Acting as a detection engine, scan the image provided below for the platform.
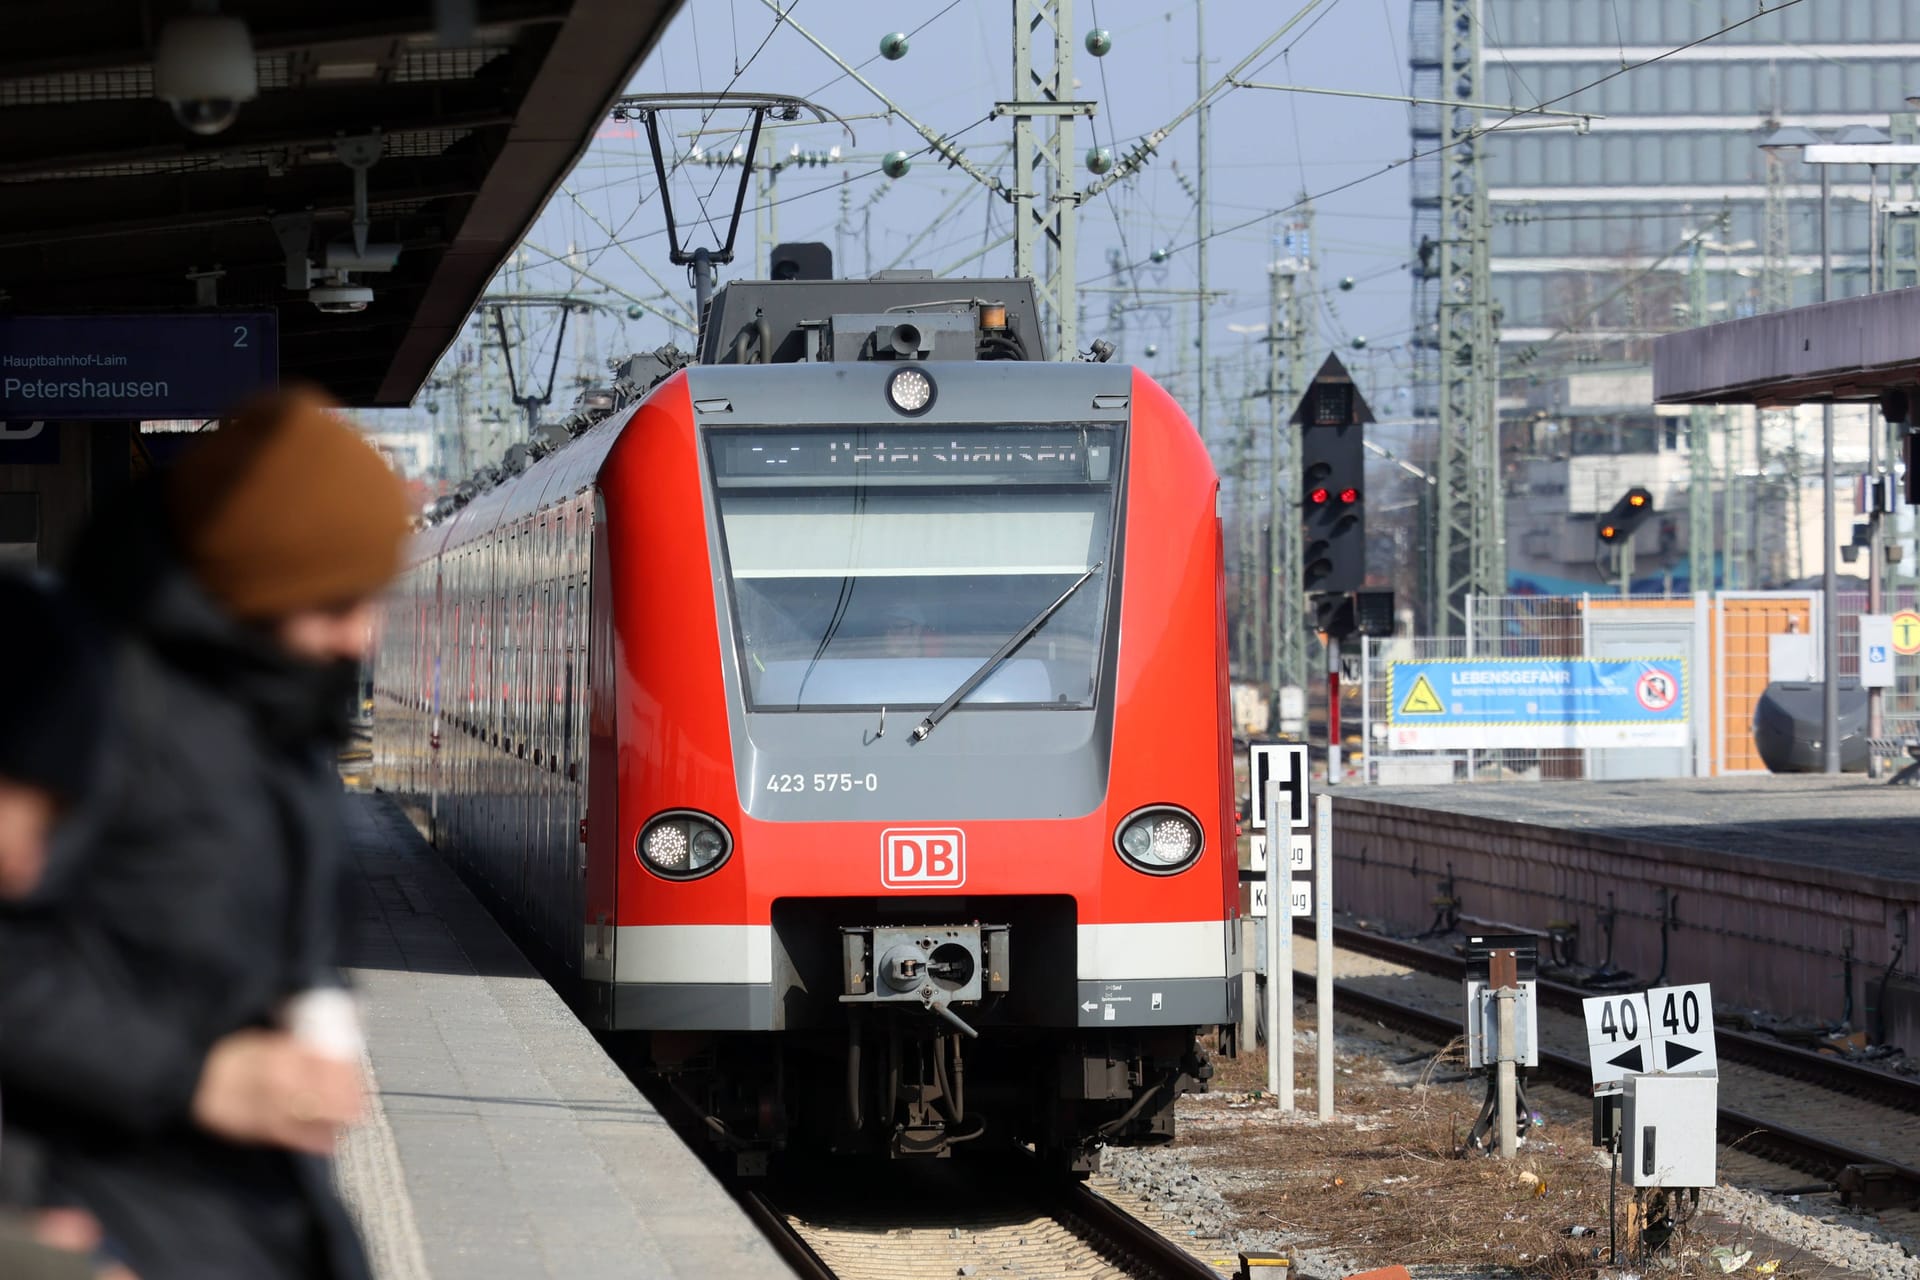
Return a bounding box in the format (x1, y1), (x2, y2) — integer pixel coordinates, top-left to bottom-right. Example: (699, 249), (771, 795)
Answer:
(1329, 776), (1920, 1049)
(1348, 774), (1920, 883)
(336, 792), (787, 1280)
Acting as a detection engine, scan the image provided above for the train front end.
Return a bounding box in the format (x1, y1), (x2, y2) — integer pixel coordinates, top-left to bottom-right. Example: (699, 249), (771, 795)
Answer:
(595, 285), (1236, 1170)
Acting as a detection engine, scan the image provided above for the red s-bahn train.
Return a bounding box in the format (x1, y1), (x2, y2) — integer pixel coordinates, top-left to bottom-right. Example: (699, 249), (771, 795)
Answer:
(374, 271), (1239, 1170)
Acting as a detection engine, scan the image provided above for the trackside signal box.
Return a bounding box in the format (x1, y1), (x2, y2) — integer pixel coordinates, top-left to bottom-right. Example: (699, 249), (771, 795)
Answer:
(1622, 1072), (1717, 1188)
(1295, 353), (1374, 594)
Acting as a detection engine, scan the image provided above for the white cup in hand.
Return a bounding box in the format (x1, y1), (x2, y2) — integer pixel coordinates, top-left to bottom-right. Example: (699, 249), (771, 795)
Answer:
(279, 988), (365, 1063)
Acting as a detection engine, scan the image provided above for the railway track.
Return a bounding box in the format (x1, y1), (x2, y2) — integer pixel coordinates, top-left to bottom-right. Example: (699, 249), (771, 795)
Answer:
(627, 1065), (1225, 1280)
(738, 1153), (1226, 1280)
(1298, 926), (1920, 1204)
(1319, 923), (1920, 1115)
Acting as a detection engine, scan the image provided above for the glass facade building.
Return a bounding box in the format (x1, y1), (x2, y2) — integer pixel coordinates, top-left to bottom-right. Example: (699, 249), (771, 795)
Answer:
(1468, 2), (1920, 344)
(1405, 0), (1920, 597)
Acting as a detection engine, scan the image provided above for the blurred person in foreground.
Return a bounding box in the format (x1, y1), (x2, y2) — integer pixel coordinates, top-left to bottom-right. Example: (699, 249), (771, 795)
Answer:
(0, 386), (413, 1280)
(0, 576), (135, 1279)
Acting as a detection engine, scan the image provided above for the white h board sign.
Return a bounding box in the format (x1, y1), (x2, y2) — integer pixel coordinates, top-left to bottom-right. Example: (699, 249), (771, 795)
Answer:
(1581, 984), (1716, 1086)
(1249, 743), (1310, 831)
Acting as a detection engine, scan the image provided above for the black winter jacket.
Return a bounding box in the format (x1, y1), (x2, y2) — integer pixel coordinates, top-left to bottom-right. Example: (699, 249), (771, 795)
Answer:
(0, 494), (371, 1280)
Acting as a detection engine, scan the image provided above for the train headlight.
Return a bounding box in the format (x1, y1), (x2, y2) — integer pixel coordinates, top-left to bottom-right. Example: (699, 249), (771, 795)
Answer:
(1113, 805), (1203, 874)
(886, 366), (935, 415)
(637, 810), (733, 879)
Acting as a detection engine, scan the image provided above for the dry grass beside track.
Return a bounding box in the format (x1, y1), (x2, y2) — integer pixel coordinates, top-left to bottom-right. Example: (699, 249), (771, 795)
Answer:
(1176, 1031), (1855, 1278)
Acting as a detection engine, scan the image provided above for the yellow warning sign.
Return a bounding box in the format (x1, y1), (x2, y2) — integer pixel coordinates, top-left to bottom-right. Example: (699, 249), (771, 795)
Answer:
(1894, 610), (1920, 657)
(1398, 673), (1445, 715)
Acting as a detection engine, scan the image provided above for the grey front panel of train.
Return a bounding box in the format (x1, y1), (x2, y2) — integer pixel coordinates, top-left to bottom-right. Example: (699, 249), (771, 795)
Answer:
(686, 362), (1138, 822)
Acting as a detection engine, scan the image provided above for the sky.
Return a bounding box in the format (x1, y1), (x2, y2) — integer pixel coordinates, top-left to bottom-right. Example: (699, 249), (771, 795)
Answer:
(375, 0), (1426, 455)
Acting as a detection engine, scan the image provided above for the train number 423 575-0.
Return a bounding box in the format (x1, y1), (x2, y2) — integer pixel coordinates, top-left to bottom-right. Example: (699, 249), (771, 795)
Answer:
(766, 772), (880, 793)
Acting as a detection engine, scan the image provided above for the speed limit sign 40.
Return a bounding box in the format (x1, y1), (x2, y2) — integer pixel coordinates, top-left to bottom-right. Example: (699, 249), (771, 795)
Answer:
(1582, 983), (1716, 1086)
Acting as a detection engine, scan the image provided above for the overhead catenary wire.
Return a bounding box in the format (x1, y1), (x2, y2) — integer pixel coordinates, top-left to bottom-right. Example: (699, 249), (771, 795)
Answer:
(1080, 0), (1808, 289)
(517, 114), (1001, 276)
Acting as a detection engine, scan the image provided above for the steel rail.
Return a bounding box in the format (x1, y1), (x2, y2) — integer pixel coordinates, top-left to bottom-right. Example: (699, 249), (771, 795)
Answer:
(735, 1187), (839, 1280)
(1298, 964), (1920, 1202)
(1314, 923), (1920, 1116)
(1049, 1176), (1229, 1280)
(741, 1153), (1225, 1280)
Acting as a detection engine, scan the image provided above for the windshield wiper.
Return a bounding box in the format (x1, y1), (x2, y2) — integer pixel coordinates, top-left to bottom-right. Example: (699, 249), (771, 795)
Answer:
(910, 562), (1105, 743)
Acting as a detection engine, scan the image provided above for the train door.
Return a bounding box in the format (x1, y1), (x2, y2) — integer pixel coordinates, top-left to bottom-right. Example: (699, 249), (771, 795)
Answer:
(562, 573), (581, 970)
(519, 520), (536, 911)
(498, 535), (511, 889)
(560, 495), (579, 974)
(582, 493), (617, 984)
(518, 541), (533, 909)
(541, 511), (561, 950)
(427, 566), (439, 825)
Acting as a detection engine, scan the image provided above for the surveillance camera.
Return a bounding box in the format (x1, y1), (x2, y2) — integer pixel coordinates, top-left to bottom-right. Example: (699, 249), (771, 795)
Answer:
(309, 283), (374, 314)
(153, 14), (258, 137)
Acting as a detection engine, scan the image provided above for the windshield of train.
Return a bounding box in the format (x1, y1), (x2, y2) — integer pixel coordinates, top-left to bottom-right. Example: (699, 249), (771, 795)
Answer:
(707, 426), (1120, 712)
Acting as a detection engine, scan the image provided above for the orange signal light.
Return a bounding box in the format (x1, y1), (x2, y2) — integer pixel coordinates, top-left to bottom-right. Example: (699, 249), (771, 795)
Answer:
(1600, 524), (1618, 540)
(1628, 492), (1647, 508)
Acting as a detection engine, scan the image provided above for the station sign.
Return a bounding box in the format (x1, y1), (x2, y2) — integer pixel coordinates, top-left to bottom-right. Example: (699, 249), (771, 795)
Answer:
(1387, 656), (1688, 751)
(1581, 983), (1716, 1086)
(0, 420), (60, 465)
(0, 313), (278, 421)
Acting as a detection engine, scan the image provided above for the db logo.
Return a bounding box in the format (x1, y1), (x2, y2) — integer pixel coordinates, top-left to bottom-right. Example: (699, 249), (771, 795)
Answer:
(881, 828), (966, 889)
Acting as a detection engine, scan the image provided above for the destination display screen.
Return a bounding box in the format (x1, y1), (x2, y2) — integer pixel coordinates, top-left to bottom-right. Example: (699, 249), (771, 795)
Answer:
(711, 427), (1112, 486)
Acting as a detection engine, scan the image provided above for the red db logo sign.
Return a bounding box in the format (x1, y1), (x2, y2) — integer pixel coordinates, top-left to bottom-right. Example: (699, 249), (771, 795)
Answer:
(881, 828), (966, 889)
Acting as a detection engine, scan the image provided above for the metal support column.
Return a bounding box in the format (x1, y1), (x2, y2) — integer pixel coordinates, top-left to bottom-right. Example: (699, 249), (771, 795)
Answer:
(1194, 0), (1210, 442)
(1266, 210), (1314, 702)
(1687, 239), (1716, 593)
(1010, 0), (1084, 360)
(1819, 162), (1839, 775)
(1429, 0), (1502, 634)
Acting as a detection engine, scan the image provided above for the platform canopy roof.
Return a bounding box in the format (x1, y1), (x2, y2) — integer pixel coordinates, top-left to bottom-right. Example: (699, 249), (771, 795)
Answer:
(0, 0), (679, 406)
(1653, 286), (1920, 408)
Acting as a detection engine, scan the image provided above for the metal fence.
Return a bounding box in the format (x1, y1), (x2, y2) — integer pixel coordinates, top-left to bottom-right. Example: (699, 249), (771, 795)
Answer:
(1360, 590), (1920, 784)
(1361, 595), (1591, 784)
(1837, 587), (1920, 744)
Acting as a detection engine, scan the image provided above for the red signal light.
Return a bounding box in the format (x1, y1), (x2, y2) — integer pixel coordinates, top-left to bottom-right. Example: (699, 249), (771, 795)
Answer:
(1309, 486), (1330, 504)
(1339, 487), (1359, 504)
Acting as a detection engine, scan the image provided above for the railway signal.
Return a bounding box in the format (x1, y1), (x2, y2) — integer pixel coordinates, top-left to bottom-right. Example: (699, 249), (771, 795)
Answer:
(1597, 486), (1655, 597)
(1295, 353), (1374, 595)
(1597, 486), (1654, 544)
(1292, 354), (1376, 787)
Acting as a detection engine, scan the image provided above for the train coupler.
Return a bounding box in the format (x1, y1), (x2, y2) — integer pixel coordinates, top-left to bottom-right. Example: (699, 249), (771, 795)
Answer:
(838, 923), (1009, 1018)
